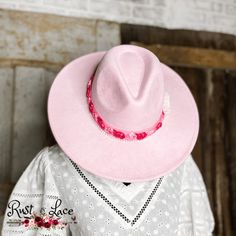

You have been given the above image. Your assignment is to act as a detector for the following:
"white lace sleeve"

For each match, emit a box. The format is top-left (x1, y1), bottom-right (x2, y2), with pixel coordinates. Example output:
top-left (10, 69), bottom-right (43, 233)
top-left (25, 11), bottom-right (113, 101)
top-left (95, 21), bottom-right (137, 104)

top-left (177, 155), bottom-right (215, 236)
top-left (1, 147), bottom-right (72, 236)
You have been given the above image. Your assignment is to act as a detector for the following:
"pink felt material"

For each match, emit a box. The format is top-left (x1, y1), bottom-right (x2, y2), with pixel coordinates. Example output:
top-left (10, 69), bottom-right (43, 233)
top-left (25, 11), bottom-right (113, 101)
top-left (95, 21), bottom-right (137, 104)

top-left (86, 74), bottom-right (165, 141)
top-left (47, 44), bottom-right (199, 182)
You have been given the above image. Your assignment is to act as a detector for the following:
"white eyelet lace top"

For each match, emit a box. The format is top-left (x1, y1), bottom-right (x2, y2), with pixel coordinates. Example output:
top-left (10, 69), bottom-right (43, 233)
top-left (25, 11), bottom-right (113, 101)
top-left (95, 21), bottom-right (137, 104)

top-left (1, 144), bottom-right (215, 236)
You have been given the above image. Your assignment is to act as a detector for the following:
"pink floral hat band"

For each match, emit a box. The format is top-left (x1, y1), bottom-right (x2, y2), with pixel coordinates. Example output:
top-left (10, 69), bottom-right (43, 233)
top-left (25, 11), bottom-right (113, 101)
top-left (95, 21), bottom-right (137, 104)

top-left (86, 75), bottom-right (170, 141)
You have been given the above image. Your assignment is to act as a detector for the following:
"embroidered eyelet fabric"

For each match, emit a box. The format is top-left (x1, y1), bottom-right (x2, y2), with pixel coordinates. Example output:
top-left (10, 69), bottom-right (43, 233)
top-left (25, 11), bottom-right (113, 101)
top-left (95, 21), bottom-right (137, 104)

top-left (1, 144), bottom-right (215, 236)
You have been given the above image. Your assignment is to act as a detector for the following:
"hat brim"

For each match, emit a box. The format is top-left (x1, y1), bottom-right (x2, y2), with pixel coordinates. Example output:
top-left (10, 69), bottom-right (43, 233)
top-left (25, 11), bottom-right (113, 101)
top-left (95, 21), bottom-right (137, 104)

top-left (47, 51), bottom-right (199, 182)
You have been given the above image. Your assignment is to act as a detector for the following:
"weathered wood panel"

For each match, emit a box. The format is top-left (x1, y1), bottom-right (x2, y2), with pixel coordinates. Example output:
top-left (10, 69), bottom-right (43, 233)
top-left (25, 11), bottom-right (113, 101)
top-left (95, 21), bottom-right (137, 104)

top-left (121, 24), bottom-right (236, 50)
top-left (96, 20), bottom-right (121, 51)
top-left (0, 9), bottom-right (97, 64)
top-left (44, 69), bottom-right (58, 146)
top-left (225, 71), bottom-right (236, 235)
top-left (203, 70), bottom-right (231, 236)
top-left (11, 67), bottom-right (48, 183)
top-left (0, 68), bottom-right (14, 183)
top-left (0, 9), bottom-right (120, 66)
top-left (0, 68), bottom-right (14, 231)
top-left (132, 42), bottom-right (236, 70)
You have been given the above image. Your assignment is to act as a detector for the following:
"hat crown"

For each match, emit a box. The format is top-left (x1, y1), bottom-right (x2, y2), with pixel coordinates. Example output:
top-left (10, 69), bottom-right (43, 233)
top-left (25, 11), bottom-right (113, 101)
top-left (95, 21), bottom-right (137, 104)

top-left (91, 45), bottom-right (165, 131)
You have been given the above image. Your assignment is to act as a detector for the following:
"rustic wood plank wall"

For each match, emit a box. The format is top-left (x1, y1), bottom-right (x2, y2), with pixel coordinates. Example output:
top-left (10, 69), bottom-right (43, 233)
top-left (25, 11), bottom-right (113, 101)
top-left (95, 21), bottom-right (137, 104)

top-left (121, 24), bottom-right (236, 236)
top-left (226, 71), bottom-right (236, 235)
top-left (0, 9), bottom-right (120, 230)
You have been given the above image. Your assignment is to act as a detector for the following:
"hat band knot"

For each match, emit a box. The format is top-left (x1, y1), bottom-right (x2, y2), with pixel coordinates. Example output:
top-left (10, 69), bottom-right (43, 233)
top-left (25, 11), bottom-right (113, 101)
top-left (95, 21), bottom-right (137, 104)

top-left (86, 75), bottom-right (167, 141)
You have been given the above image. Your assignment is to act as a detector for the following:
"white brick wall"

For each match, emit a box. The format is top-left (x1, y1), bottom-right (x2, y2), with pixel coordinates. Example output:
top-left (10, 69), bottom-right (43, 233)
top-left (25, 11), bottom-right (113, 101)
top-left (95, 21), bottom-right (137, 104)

top-left (0, 0), bottom-right (235, 35)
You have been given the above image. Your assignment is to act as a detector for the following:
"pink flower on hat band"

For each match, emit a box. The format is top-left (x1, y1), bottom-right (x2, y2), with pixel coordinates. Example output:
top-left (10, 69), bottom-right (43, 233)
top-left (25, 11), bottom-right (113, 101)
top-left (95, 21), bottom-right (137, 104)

top-left (86, 75), bottom-right (166, 141)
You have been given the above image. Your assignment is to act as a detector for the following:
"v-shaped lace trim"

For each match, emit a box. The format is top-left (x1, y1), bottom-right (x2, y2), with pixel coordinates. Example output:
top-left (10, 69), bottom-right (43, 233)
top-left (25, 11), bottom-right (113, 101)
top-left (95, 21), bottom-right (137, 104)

top-left (99, 177), bottom-right (146, 203)
top-left (68, 158), bottom-right (164, 227)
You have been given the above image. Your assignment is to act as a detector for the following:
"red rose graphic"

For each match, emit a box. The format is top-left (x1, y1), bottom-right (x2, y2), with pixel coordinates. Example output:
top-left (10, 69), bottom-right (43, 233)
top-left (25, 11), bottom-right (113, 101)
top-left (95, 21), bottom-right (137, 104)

top-left (23, 219), bottom-right (29, 224)
top-left (17, 210), bottom-right (77, 230)
top-left (37, 222), bottom-right (43, 227)
top-left (52, 219), bottom-right (59, 225)
top-left (44, 222), bottom-right (51, 228)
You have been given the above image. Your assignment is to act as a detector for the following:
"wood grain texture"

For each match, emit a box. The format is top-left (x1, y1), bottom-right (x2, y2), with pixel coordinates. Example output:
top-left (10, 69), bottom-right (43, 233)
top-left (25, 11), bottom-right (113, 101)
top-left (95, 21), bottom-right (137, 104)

top-left (0, 68), bottom-right (14, 229)
top-left (0, 9), bottom-right (97, 64)
top-left (121, 24), bottom-right (236, 50)
top-left (0, 68), bottom-right (14, 183)
top-left (225, 71), bottom-right (236, 235)
top-left (96, 20), bottom-right (121, 51)
top-left (204, 70), bottom-right (231, 236)
top-left (11, 66), bottom-right (48, 183)
top-left (132, 42), bottom-right (236, 70)
top-left (44, 69), bottom-right (58, 146)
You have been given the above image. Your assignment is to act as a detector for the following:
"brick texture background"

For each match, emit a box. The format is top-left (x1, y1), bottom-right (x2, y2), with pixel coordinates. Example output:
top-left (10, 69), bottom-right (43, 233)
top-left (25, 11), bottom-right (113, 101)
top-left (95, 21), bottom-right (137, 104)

top-left (0, 0), bottom-right (235, 36)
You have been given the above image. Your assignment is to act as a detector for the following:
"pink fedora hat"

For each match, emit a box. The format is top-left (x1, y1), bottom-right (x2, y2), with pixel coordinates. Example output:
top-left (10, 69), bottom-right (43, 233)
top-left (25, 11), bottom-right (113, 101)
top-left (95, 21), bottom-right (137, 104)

top-left (47, 44), bottom-right (199, 182)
